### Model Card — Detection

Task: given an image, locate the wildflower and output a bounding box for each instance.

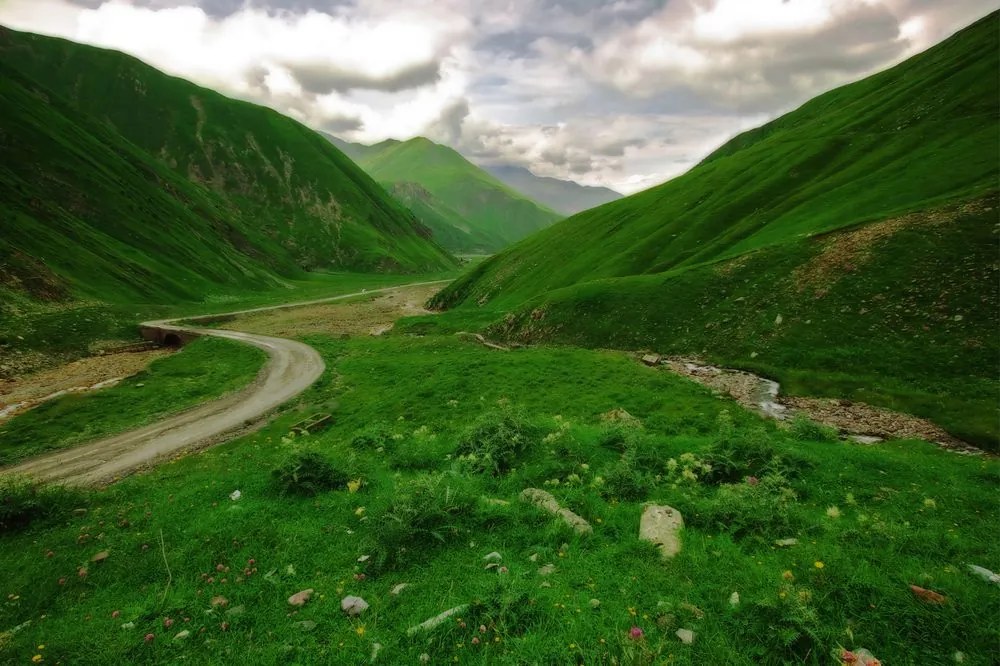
[923,498,937,509]
[347,479,362,493]
[479,625,487,633]
[163,617,174,629]
[144,634,155,643]
[355,625,366,637]
[32,656,42,663]
[826,506,842,519]
[814,561,825,569]
[354,507,366,516]
[666,458,678,472]
[472,637,480,645]
[682,468,698,482]
[782,570,795,581]
[628,626,645,641]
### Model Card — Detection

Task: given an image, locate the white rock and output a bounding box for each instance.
[729,591,740,606]
[520,488,592,534]
[173,630,191,641]
[229,490,241,501]
[967,564,1000,586]
[538,564,557,576]
[774,538,799,547]
[390,583,409,596]
[406,605,469,636]
[676,628,695,644]
[483,551,502,562]
[341,595,369,616]
[639,505,684,559]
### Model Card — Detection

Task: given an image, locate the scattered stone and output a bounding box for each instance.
[210,596,228,608]
[639,505,684,559]
[73,508,88,516]
[121,622,135,630]
[528,553,539,562]
[229,490,241,501]
[676,628,695,645]
[390,583,409,596]
[91,550,110,563]
[589,598,601,609]
[774,314,783,326]
[341,596,369,616]
[483,552,502,563]
[370,642,383,663]
[288,589,313,607]
[729,591,740,607]
[599,408,641,426]
[538,564,557,576]
[641,354,661,367]
[295,620,316,632]
[225,605,245,617]
[406,604,469,636]
[173,630,191,641]
[848,435,883,445]
[357,555,370,563]
[967,564,1000,586]
[774,538,799,548]
[520,488,592,534]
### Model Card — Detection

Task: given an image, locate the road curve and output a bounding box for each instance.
[3,280,450,486]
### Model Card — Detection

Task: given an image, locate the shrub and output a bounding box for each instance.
[596,421,643,453]
[272,449,348,496]
[350,421,397,451]
[692,472,799,537]
[368,472,475,571]
[456,408,540,475]
[0,476,82,533]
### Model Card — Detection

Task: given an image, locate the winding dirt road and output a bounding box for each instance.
[2,281,449,486]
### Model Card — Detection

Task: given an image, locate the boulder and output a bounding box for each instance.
[639,505,684,559]
[641,354,662,367]
[341,596,369,616]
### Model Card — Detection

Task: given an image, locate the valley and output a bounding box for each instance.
[1,5,998,666]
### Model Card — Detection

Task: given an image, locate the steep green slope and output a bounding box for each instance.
[485,164,623,215]
[0,27,456,306]
[330,136,562,252]
[433,13,1000,447]
[384,182,507,254]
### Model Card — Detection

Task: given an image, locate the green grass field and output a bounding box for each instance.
[1,331,997,664]
[0,337,265,466]
[432,14,1000,449]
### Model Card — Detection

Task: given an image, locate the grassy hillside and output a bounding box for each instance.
[329,136,562,252]
[385,182,508,254]
[433,13,1000,447]
[485,164,622,216]
[0,27,456,307]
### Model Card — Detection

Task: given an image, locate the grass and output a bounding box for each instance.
[0,337,265,465]
[432,13,1000,449]
[0,26,457,309]
[0,331,996,664]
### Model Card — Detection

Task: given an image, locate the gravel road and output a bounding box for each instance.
[2,281,449,486]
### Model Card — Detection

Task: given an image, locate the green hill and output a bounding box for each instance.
[433,13,1000,447]
[485,164,622,215]
[327,136,562,252]
[0,27,456,307]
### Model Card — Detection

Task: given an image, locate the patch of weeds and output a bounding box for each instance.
[468,577,542,637]
[691,472,800,538]
[595,419,643,453]
[600,439,652,501]
[350,421,399,452]
[701,411,809,484]
[0,476,83,533]
[368,472,476,572]
[390,425,450,471]
[272,448,349,496]
[789,413,839,442]
[456,407,541,475]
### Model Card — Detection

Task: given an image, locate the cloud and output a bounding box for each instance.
[1,0,995,194]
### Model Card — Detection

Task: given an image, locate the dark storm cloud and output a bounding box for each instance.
[286,59,442,94]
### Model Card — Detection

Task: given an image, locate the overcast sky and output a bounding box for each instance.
[1,0,995,193]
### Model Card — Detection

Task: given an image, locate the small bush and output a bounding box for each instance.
[368,472,475,571]
[350,422,397,451]
[272,449,348,496]
[0,476,82,533]
[692,472,799,537]
[456,408,540,475]
[789,414,839,442]
[596,421,642,453]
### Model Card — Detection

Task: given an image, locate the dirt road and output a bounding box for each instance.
[2,281,448,486]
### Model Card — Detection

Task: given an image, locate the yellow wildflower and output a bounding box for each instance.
[347,479,362,494]
[355,625,365,637]
[814,561,825,569]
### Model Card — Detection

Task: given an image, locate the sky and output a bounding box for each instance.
[0,0,995,194]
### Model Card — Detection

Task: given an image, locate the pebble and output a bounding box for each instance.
[341,596,369,616]
[173,630,190,641]
[390,583,409,596]
[288,589,313,607]
[676,628,695,645]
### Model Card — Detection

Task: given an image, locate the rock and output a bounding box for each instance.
[390,583,409,596]
[729,591,740,606]
[341,596,369,616]
[520,488,592,534]
[173,630,191,641]
[774,538,799,547]
[225,605,245,617]
[288,589,313,607]
[774,314,783,326]
[538,564,557,576]
[406,604,469,636]
[909,584,946,604]
[967,564,1000,586]
[370,642,383,662]
[483,551,502,563]
[676,628,695,645]
[295,620,316,632]
[641,354,661,367]
[639,505,684,559]
[210,596,228,608]
[73,508,88,516]
[121,622,135,630]
[849,435,883,445]
[600,408,641,426]
[528,553,539,562]
[589,598,601,609]
[357,555,370,563]
[91,550,110,563]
